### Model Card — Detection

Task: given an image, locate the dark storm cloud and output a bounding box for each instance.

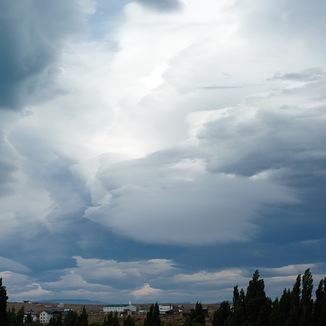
[135,0,183,12]
[0,0,90,110]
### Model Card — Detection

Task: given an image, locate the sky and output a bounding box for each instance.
[0,0,326,304]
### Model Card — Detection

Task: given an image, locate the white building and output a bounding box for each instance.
[39,311,52,324]
[103,302,137,314]
[159,305,174,315]
[39,311,62,323]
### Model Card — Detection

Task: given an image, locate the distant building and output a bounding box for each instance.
[159,305,174,315]
[103,302,137,315]
[39,311,52,324]
[39,310,62,324]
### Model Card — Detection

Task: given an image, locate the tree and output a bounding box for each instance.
[313,277,326,326]
[103,312,119,326]
[123,315,135,326]
[25,312,33,324]
[185,302,205,326]
[64,310,78,326]
[227,286,247,326]
[0,278,8,326]
[212,301,230,326]
[245,270,268,326]
[279,288,291,325]
[7,307,16,326]
[269,297,280,326]
[300,268,313,326]
[287,274,301,326]
[49,315,63,326]
[78,307,88,326]
[16,306,25,326]
[144,303,161,326]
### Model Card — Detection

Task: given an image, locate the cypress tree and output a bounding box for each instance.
[78,307,88,326]
[301,268,313,326]
[0,278,8,326]
[227,286,246,326]
[279,288,291,324]
[212,301,230,326]
[64,309,78,326]
[144,303,160,326]
[245,270,267,326]
[288,274,301,326]
[313,278,326,326]
[123,315,135,326]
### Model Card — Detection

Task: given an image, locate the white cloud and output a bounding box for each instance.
[72,256,177,280]
[173,268,248,285]
[86,162,296,245]
[17,283,51,298]
[131,283,163,299]
[261,264,320,276]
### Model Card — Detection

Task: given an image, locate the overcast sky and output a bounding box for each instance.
[1,0,326,304]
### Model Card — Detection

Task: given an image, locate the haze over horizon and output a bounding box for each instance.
[1,0,326,304]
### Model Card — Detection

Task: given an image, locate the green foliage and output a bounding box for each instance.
[64,310,79,326]
[49,315,63,326]
[78,306,89,326]
[123,315,135,326]
[301,268,313,326]
[269,298,280,326]
[144,303,161,326]
[287,273,301,325]
[212,301,230,326]
[25,312,34,324]
[313,277,326,325]
[244,270,268,325]
[185,302,205,326]
[279,288,291,324]
[227,286,247,326]
[103,312,119,326]
[7,306,26,326]
[0,278,8,325]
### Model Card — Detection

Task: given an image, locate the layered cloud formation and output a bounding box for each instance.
[1,0,326,302]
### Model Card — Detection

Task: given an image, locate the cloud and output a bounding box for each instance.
[0,0,94,110]
[0,0,326,303]
[131,283,163,299]
[17,283,51,298]
[72,256,177,281]
[0,130,17,196]
[270,68,326,82]
[135,0,183,12]
[86,167,296,245]
[0,257,30,274]
[0,271,52,300]
[197,82,326,178]
[261,264,320,276]
[173,269,248,286]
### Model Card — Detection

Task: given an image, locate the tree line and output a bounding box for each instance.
[212,269,326,326]
[1,268,326,326]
